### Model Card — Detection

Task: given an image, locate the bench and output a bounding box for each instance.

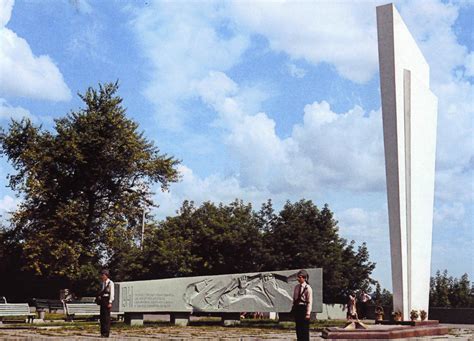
[64,303,123,321]
[64,303,99,320]
[0,303,35,323]
[32,299,64,313]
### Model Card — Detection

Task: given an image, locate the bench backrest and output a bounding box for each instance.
[65,303,100,316]
[33,299,50,310]
[0,303,32,316]
[71,297,96,304]
[49,300,65,310]
[33,299,64,311]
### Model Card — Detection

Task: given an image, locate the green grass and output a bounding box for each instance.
[1,317,349,333]
[44,312,67,320]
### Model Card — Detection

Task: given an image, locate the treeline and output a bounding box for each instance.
[0,199,376,304]
[109,199,376,304]
[0,83,375,303]
[369,271,474,309]
[430,270,474,308]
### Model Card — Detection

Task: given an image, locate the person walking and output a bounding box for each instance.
[98,269,114,338]
[292,269,313,341]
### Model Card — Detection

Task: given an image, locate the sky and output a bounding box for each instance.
[0,0,472,291]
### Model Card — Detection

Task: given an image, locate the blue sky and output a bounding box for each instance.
[0,0,472,290]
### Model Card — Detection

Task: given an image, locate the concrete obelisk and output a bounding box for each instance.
[377,4,437,319]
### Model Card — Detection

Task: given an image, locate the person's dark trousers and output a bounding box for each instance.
[360,302,367,319]
[294,304,310,341]
[100,298,111,337]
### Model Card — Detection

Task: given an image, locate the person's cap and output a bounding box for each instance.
[101,269,110,277]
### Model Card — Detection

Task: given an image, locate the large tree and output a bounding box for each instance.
[109,200,264,282]
[156,200,264,276]
[0,82,179,293]
[262,199,376,303]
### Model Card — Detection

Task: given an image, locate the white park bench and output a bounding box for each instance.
[64,302,123,321]
[0,303,35,323]
[64,302,99,320]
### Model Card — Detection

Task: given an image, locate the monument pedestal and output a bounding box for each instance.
[171,312,190,326]
[221,313,241,326]
[322,321,449,339]
[124,313,144,326]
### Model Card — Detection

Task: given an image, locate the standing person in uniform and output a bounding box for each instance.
[98,269,114,338]
[292,269,313,341]
[358,290,371,320]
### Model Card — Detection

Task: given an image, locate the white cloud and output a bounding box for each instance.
[293,102,385,191]
[0,0,13,27]
[0,98,36,122]
[153,164,268,219]
[338,207,388,240]
[0,0,71,101]
[130,1,249,129]
[195,71,385,194]
[229,1,379,83]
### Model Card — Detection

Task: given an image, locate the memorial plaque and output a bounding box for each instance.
[113,268,322,313]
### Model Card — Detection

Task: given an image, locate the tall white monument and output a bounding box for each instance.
[377,4,437,319]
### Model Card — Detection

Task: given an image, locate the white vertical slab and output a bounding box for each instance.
[377,3,437,320]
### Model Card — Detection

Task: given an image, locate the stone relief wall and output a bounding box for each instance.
[113,268,322,313]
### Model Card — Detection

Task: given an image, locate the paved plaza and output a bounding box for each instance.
[0,323,473,340]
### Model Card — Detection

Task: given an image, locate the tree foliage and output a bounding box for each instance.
[109,199,376,303]
[261,199,376,303]
[110,200,264,282]
[430,270,474,308]
[373,282,393,307]
[0,83,179,293]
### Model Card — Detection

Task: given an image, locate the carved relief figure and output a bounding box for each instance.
[184,272,294,311]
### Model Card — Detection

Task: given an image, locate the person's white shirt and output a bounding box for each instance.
[102,278,115,304]
[360,292,371,303]
[293,282,313,316]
